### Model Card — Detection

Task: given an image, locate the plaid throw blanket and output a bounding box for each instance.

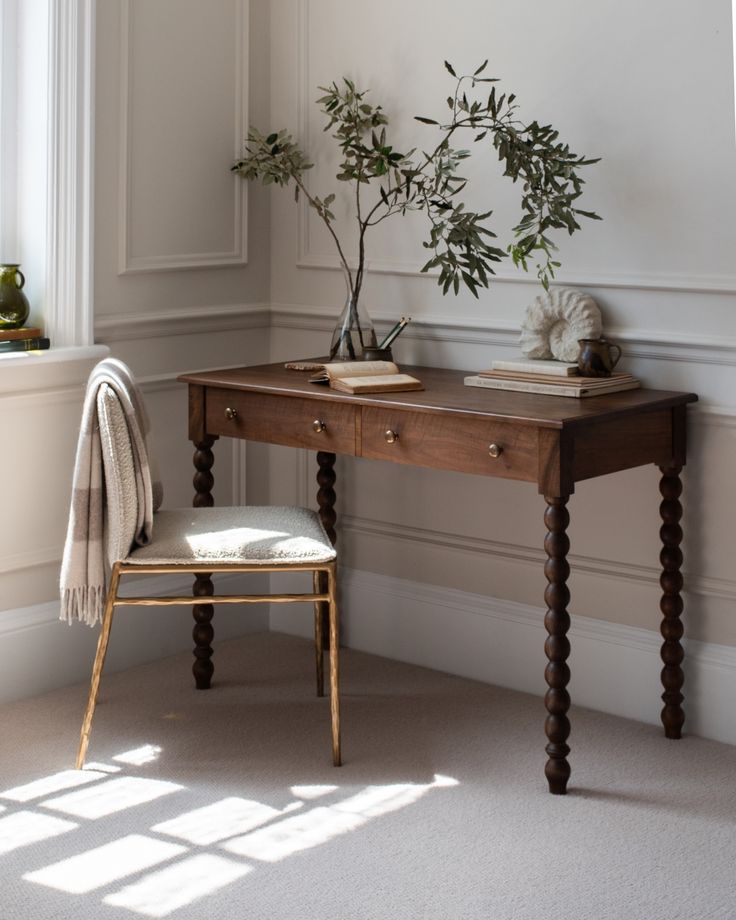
[60,358,163,626]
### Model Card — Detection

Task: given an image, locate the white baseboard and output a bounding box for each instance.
[8,565,735,746]
[0,573,269,705]
[272,567,736,746]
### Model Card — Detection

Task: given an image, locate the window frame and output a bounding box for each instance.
[0,0,95,351]
[0,0,18,262]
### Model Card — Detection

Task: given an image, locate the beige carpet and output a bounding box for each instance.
[1,631,735,920]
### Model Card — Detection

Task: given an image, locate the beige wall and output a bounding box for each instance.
[1,0,734,739]
[266,0,736,646]
[0,0,273,704]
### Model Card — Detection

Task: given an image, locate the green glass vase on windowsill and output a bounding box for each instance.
[0,264,30,329]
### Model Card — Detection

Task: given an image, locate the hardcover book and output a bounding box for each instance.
[0,326,43,342]
[309,360,423,394]
[464,373,640,398]
[489,358,580,377]
[0,336,50,353]
[480,370,637,387]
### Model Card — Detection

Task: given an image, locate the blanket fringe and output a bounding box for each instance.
[60,586,106,628]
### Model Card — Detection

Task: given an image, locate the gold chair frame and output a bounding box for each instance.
[77,559,340,770]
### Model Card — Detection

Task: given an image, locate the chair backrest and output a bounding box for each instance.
[97,383,146,566]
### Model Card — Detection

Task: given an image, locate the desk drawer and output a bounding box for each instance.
[206,389,357,454]
[360,407,538,481]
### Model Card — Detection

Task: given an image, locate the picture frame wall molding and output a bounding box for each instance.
[117,0,249,274]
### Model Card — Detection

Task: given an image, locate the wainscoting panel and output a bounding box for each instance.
[270,567,736,746]
[118,0,249,273]
[265,303,735,746]
[0,305,270,702]
[0,573,268,706]
[291,0,736,295]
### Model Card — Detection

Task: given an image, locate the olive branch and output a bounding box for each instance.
[232,61,600,304]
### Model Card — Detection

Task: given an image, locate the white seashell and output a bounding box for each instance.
[519,288,602,362]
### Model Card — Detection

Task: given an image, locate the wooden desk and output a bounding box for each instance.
[179,361,697,794]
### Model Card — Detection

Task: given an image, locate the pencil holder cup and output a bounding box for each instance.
[362,346,393,362]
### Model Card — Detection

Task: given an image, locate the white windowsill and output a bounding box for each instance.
[0,344,109,396]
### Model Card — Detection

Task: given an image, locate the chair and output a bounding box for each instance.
[69,360,340,770]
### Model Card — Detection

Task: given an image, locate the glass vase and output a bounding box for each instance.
[329,269,377,361]
[0,264,30,329]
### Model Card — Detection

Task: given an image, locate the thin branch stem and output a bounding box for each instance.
[294,175,354,295]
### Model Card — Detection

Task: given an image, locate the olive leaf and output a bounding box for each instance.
[232,63,600,300]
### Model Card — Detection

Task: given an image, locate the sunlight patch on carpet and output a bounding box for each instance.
[0,811,78,856]
[85,761,123,773]
[103,853,252,917]
[24,834,186,894]
[113,745,163,766]
[0,769,107,803]
[152,796,301,846]
[223,775,457,862]
[40,776,183,819]
[290,784,338,799]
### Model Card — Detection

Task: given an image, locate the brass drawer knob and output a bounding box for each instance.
[225,407,238,420]
[384,429,399,444]
[312,419,327,433]
[488,443,503,459]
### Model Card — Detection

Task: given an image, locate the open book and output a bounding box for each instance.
[309,360,423,394]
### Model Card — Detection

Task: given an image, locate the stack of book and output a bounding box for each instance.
[464,358,640,398]
[0,326,50,354]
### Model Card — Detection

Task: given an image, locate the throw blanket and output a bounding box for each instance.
[60,358,163,626]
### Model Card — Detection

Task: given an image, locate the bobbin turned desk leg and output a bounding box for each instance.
[192,436,216,689]
[316,451,337,651]
[543,496,572,795]
[659,464,685,739]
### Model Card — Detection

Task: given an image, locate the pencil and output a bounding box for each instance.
[380,316,410,349]
[378,319,403,349]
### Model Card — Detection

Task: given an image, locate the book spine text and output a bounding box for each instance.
[0,336,50,353]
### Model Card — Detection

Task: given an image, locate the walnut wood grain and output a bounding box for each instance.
[316,452,337,651]
[179,360,698,794]
[360,406,538,481]
[572,409,673,482]
[659,465,685,739]
[192,436,216,688]
[316,451,337,544]
[543,496,572,795]
[192,573,214,690]
[180,361,697,432]
[207,388,356,456]
[537,429,574,497]
[188,384,207,443]
[193,437,216,509]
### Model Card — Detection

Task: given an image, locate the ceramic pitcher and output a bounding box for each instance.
[577,337,622,377]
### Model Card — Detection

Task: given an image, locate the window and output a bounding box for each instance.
[0,0,18,262]
[0,0,95,350]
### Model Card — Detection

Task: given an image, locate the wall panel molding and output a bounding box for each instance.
[338,513,736,604]
[0,573,268,705]
[330,568,736,745]
[118,0,249,274]
[0,547,60,577]
[0,365,252,580]
[294,1,736,295]
[95,302,270,342]
[271,304,736,372]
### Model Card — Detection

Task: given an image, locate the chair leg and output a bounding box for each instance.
[313,571,324,698]
[76,566,120,769]
[328,564,341,767]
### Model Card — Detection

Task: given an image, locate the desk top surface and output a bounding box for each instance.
[180,360,698,430]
